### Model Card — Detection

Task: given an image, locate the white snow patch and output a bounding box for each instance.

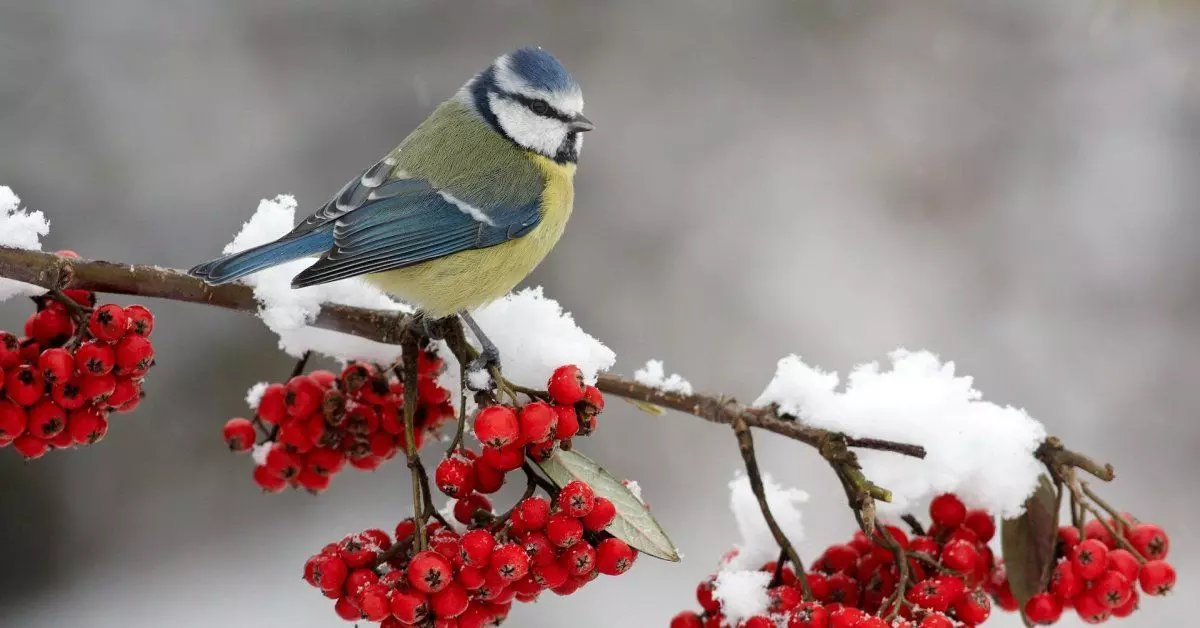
[245,382,269,411]
[633,359,694,395]
[622,479,644,503]
[753,349,1047,518]
[220,195,411,363]
[725,473,808,571]
[0,186,50,301]
[466,368,492,391]
[250,443,272,466]
[712,569,772,625]
[469,287,615,388]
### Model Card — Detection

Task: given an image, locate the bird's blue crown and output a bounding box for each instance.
[505,47,578,94]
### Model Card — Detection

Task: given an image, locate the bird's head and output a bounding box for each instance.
[462,47,592,164]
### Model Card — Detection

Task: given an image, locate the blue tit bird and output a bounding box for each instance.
[189,47,592,367]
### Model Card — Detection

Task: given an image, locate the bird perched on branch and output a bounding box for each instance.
[189,47,592,369]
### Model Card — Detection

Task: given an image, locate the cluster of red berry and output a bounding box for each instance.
[990,517,1174,624]
[673,493,998,627]
[300,365,637,626]
[222,348,454,493]
[1,253,155,459]
[437,364,603,502]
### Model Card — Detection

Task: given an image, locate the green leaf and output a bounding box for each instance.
[1001,474,1060,607]
[537,448,681,562]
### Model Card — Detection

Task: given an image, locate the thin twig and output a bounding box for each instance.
[522,461,561,497]
[490,468,539,533]
[732,414,812,602]
[874,521,910,620]
[1081,481,1134,533]
[399,331,427,551]
[901,514,926,537]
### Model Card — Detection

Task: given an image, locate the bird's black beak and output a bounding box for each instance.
[568,113,595,132]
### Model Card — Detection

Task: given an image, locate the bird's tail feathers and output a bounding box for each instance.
[188,232,331,285]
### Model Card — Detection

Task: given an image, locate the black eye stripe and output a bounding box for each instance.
[501,91,572,122]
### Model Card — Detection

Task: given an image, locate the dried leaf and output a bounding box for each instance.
[538,448,681,562]
[1001,474,1060,607]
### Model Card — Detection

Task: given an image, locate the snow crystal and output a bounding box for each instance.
[0,186,50,301]
[622,479,644,503]
[712,569,772,624]
[220,195,411,363]
[466,368,492,391]
[250,443,272,466]
[244,382,269,411]
[753,349,1047,518]
[468,287,615,389]
[725,473,808,571]
[633,359,694,395]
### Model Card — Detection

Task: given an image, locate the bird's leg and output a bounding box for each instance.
[459,310,516,402]
[416,312,449,341]
[459,310,500,372]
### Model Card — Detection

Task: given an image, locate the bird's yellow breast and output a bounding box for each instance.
[365,155,575,317]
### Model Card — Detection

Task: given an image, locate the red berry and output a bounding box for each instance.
[27,400,66,439]
[105,376,140,408]
[1106,549,1140,582]
[1073,590,1112,623]
[557,480,596,517]
[828,606,868,628]
[458,565,487,590]
[545,512,584,548]
[1126,522,1169,560]
[1049,559,1082,601]
[37,348,74,384]
[963,509,996,542]
[113,334,154,376]
[309,554,348,591]
[562,542,597,577]
[1111,588,1139,617]
[435,456,476,497]
[823,572,859,607]
[87,304,127,342]
[940,539,979,573]
[581,385,604,411]
[547,365,586,405]
[489,543,530,583]
[0,332,20,369]
[356,582,391,621]
[30,307,73,345]
[79,373,116,403]
[256,383,287,424]
[743,618,773,628]
[582,497,617,532]
[252,465,286,492]
[6,365,44,406]
[474,405,520,448]
[473,457,506,493]
[817,544,860,574]
[595,537,636,575]
[12,434,49,459]
[1092,569,1133,608]
[408,550,453,594]
[68,407,107,445]
[333,596,360,621]
[284,375,322,418]
[459,528,496,567]
[768,585,801,613]
[553,404,579,440]
[1024,592,1063,625]
[1071,539,1110,581]
[1138,559,1176,595]
[512,496,551,531]
[480,443,523,472]
[1084,518,1115,548]
[222,417,256,451]
[953,587,991,624]
[929,494,967,529]
[519,531,556,567]
[264,445,301,480]
[917,614,953,628]
[0,401,28,440]
[519,401,556,443]
[431,582,470,618]
[453,492,492,525]
[123,305,154,336]
[787,601,829,628]
[670,611,703,628]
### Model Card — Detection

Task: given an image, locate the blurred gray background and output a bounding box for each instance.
[1,1,1197,626]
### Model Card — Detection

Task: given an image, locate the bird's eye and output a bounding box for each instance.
[530,99,550,115]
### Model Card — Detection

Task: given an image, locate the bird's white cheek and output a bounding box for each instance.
[489,94,567,157]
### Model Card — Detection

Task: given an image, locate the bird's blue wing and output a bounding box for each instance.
[289,177,542,288]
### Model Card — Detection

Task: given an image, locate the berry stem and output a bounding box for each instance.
[399,330,427,551]
[521,461,560,498]
[873,521,910,620]
[731,414,813,602]
[901,514,926,537]
[1080,481,1135,533]
[490,467,539,533]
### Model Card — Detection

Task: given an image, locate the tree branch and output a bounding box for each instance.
[0,246,927,461]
